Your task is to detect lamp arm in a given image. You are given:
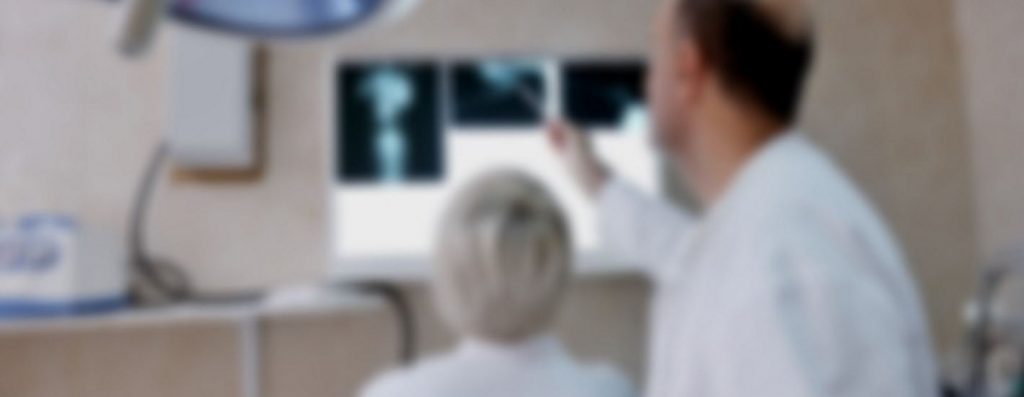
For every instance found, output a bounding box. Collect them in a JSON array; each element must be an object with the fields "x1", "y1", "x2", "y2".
[{"x1": 117, "y1": 0, "x2": 168, "y2": 58}]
